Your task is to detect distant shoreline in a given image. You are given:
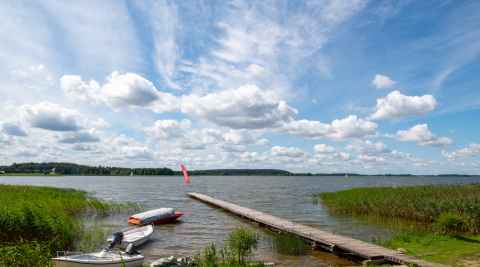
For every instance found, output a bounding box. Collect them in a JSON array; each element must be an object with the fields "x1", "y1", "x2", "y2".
[{"x1": 1, "y1": 162, "x2": 478, "y2": 177}]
